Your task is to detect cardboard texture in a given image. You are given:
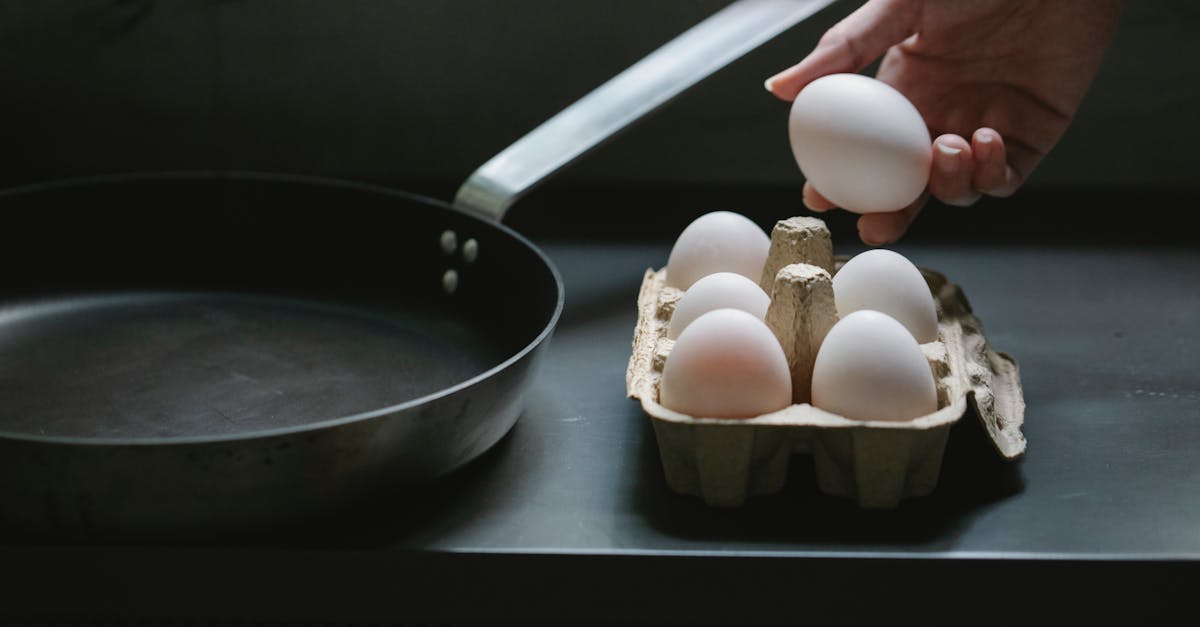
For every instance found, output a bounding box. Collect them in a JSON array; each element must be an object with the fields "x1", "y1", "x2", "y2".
[{"x1": 626, "y1": 217, "x2": 1026, "y2": 508}]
